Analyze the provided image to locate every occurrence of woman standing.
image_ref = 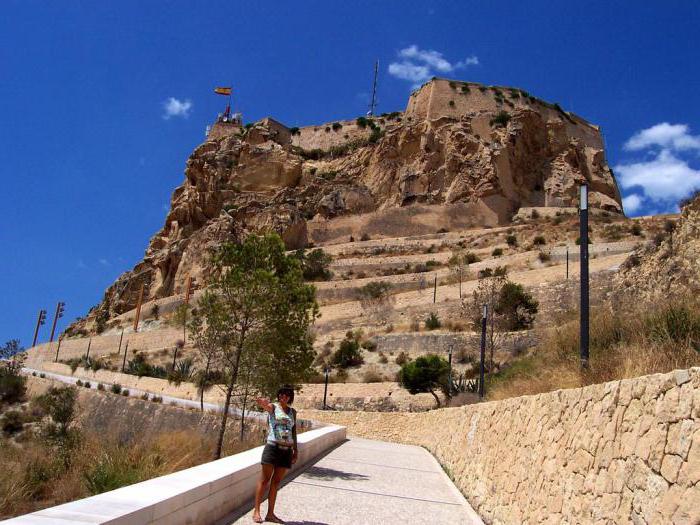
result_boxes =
[252,386,298,524]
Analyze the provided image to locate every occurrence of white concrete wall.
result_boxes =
[3,425,346,525]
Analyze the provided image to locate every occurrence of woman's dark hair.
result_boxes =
[277,385,295,404]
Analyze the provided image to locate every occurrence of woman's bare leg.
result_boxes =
[253,464,274,523]
[265,466,289,522]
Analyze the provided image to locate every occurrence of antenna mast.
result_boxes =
[369,60,378,116]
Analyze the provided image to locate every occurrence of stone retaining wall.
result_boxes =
[302,368,700,524]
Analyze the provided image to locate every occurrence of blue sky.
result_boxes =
[2,1,699,345]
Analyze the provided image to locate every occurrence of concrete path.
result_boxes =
[224,437,483,525]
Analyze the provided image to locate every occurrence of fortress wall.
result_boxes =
[406,79,603,149]
[291,115,403,151]
[207,121,242,141]
[303,367,700,524]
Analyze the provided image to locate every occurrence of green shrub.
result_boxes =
[83,450,145,495]
[332,122,342,131]
[538,251,551,263]
[399,354,450,406]
[110,384,122,395]
[39,373,45,378]
[494,265,508,277]
[478,86,487,92]
[295,248,332,281]
[378,353,388,364]
[492,248,503,257]
[425,312,441,330]
[2,409,25,434]
[362,367,383,383]
[479,268,493,278]
[489,111,511,127]
[630,223,643,236]
[464,252,480,264]
[0,370,26,404]
[496,282,539,330]
[75,379,83,387]
[448,100,455,107]
[140,393,149,401]
[360,233,371,241]
[97,383,105,391]
[505,234,518,247]
[151,396,163,403]
[358,281,392,300]
[289,126,300,135]
[121,389,129,397]
[361,340,377,351]
[533,235,546,246]
[356,116,369,128]
[331,336,364,368]
[395,352,409,365]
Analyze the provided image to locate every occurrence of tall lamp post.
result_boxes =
[32,309,47,347]
[579,184,590,368]
[323,366,331,410]
[447,343,454,398]
[478,304,487,399]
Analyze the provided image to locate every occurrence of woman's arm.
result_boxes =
[256,397,274,414]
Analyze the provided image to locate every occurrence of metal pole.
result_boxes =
[459,268,462,299]
[479,304,487,399]
[323,367,330,410]
[447,344,453,397]
[566,247,569,280]
[433,275,437,303]
[121,341,129,372]
[579,185,590,367]
[49,302,62,343]
[117,329,124,355]
[369,60,378,116]
[86,338,92,360]
[32,309,46,347]
[54,337,62,363]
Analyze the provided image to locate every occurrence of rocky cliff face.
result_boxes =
[71,79,623,333]
[614,193,700,301]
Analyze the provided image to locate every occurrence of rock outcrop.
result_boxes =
[70,78,623,333]
[614,193,700,301]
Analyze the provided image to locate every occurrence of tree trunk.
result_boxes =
[239,388,248,441]
[429,388,441,408]
[200,357,211,412]
[214,382,234,459]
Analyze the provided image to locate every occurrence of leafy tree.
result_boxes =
[37,386,80,466]
[425,312,441,330]
[189,291,229,411]
[203,234,318,459]
[294,248,332,281]
[331,334,363,368]
[496,282,539,331]
[399,354,450,407]
[0,339,26,404]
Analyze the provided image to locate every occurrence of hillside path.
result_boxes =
[223,437,483,525]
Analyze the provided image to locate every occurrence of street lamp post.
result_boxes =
[323,366,330,410]
[447,343,454,398]
[479,304,487,399]
[32,309,47,347]
[579,184,590,368]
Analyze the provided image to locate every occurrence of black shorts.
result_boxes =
[261,443,293,469]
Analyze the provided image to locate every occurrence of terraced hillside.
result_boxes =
[24,210,675,411]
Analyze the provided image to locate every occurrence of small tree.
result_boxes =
[205,234,318,459]
[0,340,26,404]
[294,248,332,281]
[464,273,508,372]
[448,251,470,298]
[37,386,80,466]
[331,334,364,368]
[496,282,539,330]
[399,354,450,407]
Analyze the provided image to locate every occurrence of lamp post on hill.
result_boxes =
[579,184,590,368]
[479,304,487,399]
[323,366,331,410]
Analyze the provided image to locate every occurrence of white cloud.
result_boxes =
[624,123,700,152]
[616,122,700,215]
[616,149,700,202]
[622,194,643,213]
[98,258,110,266]
[388,45,479,88]
[77,260,88,269]
[162,97,193,120]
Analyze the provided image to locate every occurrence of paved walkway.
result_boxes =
[225,437,483,525]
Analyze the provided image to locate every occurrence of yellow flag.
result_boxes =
[214,87,232,96]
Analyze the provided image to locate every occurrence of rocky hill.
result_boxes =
[71,78,623,332]
[614,192,700,301]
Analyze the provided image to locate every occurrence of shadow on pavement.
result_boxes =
[302,465,369,481]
